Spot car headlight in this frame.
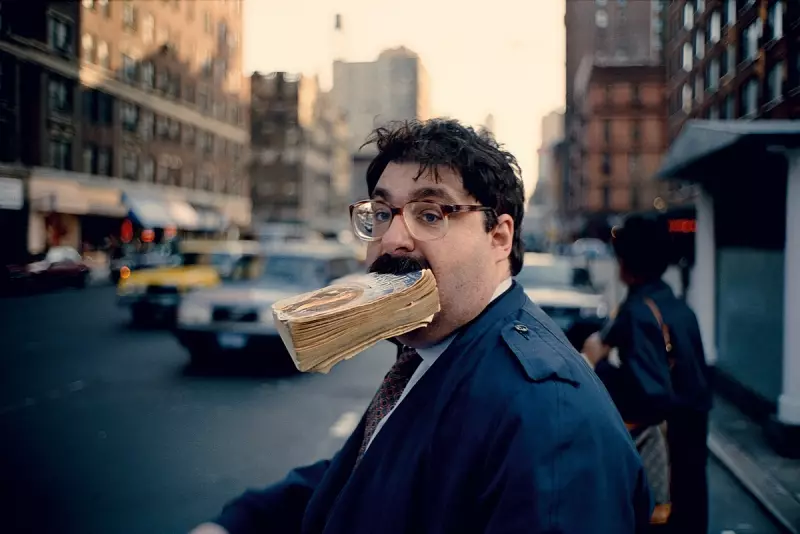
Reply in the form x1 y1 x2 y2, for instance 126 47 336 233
178 302 212 325
580 304 608 319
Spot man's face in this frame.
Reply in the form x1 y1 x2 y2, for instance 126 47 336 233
364 162 510 347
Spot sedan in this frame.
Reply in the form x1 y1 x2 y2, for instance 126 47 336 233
515 253 608 350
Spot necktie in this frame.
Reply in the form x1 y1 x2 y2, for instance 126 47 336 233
355 346 423 465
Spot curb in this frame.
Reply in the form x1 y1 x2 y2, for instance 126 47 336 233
708 427 800 534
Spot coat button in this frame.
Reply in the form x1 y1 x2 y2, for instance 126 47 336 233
514 324 529 333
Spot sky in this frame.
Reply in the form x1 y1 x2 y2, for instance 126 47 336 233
243 0 566 199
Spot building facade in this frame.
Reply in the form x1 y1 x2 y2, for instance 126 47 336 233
664 0 800 143
249 72 351 233
0 0 250 260
570 60 671 236
564 0 668 238
332 46 430 202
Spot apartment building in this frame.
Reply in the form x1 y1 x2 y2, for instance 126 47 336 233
0 0 250 257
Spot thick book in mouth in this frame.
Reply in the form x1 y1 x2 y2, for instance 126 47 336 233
272 270 440 373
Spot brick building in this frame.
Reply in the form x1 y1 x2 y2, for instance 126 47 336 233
0 0 250 260
249 72 351 233
570 58 671 236
664 0 800 143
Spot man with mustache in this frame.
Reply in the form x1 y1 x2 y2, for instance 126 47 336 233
190 119 653 534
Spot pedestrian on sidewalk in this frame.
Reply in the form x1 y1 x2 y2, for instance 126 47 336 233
189 118 653 534
582 213 713 534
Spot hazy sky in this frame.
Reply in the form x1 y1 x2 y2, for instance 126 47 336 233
243 0 566 197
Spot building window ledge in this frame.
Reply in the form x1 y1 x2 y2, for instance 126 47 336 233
763 96 784 112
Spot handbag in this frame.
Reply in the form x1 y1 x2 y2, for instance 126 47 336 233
626 297 674 525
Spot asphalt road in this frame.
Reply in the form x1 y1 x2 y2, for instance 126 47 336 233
0 285 787 534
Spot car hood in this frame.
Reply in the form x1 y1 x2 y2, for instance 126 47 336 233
185 284 304 308
524 287 604 308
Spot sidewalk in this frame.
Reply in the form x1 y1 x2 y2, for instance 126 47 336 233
708 395 800 533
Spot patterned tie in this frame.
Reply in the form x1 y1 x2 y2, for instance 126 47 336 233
355 345 423 465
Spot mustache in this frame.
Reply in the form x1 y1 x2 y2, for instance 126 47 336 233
368 254 430 275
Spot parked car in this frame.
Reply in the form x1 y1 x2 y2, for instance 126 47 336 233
116 240 262 326
173 243 362 370
515 252 608 350
3 246 90 293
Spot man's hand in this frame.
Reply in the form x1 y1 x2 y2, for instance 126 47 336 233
581 332 610 368
188 523 228 534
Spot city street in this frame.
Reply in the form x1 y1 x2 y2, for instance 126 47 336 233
0 285 787 534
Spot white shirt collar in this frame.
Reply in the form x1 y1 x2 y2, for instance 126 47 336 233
415 277 513 363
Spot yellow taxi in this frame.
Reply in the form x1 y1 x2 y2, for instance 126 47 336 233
117 239 263 326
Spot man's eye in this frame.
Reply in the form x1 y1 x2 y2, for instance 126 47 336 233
374 211 392 222
418 211 442 224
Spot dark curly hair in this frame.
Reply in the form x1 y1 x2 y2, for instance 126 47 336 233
361 118 526 276
612 213 671 282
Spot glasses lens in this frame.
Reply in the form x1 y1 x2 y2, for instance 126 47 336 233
406 202 447 241
352 201 392 240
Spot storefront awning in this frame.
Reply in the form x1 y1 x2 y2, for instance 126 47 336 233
123 193 200 230
656 120 800 183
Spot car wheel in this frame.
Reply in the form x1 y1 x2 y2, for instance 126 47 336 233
130 307 149 327
188 348 215 369
75 272 88 289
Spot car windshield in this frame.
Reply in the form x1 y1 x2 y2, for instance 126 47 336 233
259 255 327 289
515 262 575 289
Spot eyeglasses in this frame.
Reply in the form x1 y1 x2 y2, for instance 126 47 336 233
349 199 496 242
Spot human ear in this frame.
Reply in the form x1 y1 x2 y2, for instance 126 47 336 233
490 214 514 262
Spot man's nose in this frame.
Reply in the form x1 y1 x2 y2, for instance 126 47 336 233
380 213 415 254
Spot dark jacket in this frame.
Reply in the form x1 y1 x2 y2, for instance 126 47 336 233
214 282 654 534
596 280 712 426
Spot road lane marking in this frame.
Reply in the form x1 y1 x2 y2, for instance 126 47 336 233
329 411 360 438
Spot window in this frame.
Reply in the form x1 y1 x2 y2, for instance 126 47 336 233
98 147 112 176
596 10 609 28
168 119 180 140
139 111 154 140
709 105 720 119
83 146 95 173
156 115 169 138
602 185 611 210
203 132 214 155
629 153 640 176
201 52 213 78
183 125 195 146
682 83 693 112
768 1 784 41
98 0 110 18
709 11 721 43
142 14 154 43
122 54 137 83
697 0 705 13
123 2 137 30
695 29 705 59
682 42 693 71
122 151 138 180
142 157 154 182
742 78 758 116
82 90 95 121
97 92 113 125
725 94 735 118
97 41 109 69
142 62 155 88
768 61 784 102
631 83 640 104
50 139 72 170
157 69 169 92
726 43 736 74
121 102 139 131
743 21 760 62
601 153 611 175
83 0 96 9
695 75 704 103
683 2 694 30
48 15 73 54
724 0 736 26
48 77 71 114
631 121 640 143
707 58 720 91
82 34 94 63
203 11 212 33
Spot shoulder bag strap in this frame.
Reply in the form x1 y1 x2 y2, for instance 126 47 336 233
643 297 675 369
